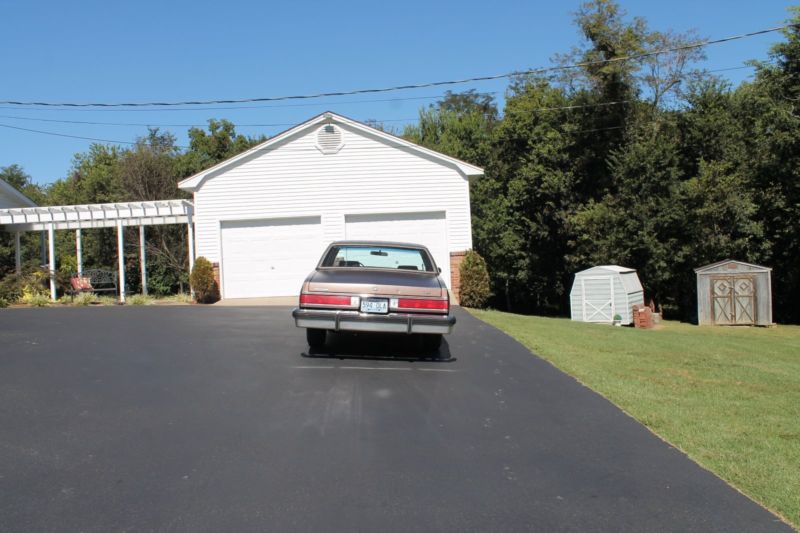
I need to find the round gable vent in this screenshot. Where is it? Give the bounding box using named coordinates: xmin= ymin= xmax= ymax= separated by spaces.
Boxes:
xmin=316 ymin=124 xmax=343 ymax=154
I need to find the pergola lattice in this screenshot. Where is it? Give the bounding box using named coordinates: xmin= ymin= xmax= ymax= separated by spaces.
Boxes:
xmin=0 ymin=199 xmax=195 ymax=302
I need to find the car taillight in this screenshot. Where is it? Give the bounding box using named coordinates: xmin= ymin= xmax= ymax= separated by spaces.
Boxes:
xmin=394 ymin=298 xmax=449 ymax=312
xmin=299 ymin=294 xmax=357 ymax=307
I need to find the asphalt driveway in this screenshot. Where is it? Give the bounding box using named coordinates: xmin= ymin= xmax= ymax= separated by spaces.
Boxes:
xmin=0 ymin=306 xmax=789 ymax=532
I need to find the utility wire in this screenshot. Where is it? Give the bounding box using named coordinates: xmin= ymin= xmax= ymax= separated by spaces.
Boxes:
xmin=0 ymin=120 xmax=629 ymax=148
xmin=0 ymin=123 xmax=189 ymax=149
xmin=1 ymin=24 xmax=793 ymax=108
xmin=0 ymin=94 xmax=466 ymax=113
xmin=0 ymin=60 xmax=771 ymax=128
xmin=0 ymin=115 xmax=419 ymax=128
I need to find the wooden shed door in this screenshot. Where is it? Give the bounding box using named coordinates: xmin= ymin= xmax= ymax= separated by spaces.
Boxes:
xmin=711 ymin=277 xmax=755 ymax=325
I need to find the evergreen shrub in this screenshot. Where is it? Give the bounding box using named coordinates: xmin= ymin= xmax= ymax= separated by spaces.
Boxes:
xmin=459 ymin=250 xmax=491 ymax=308
xmin=189 ymin=257 xmax=219 ymax=304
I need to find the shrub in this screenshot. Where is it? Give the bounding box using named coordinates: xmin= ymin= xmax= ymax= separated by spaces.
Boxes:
xmin=127 ymin=294 xmax=153 ymax=306
xmin=1 ymin=267 xmax=51 ymax=304
xmin=0 ymin=297 xmax=9 ymax=308
xmin=161 ymin=292 xmax=192 ymax=304
xmin=459 ymin=250 xmax=491 ymax=308
xmin=20 ymin=292 xmax=51 ymax=307
xmin=189 ymin=257 xmax=219 ymax=304
xmin=0 ymin=273 xmax=23 ymax=302
xmin=58 ymin=255 xmax=78 ymax=278
xmin=73 ymin=292 xmax=97 ymax=306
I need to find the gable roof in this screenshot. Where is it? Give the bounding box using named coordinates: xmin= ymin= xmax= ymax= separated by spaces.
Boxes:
xmin=0 ymin=178 xmax=37 ymax=208
xmin=576 ymin=265 xmax=636 ymax=275
xmin=694 ymin=259 xmax=772 ymax=273
xmin=178 ymin=111 xmax=484 ymax=192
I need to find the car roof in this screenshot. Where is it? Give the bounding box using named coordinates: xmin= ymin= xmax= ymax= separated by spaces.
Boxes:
xmin=328 ymin=240 xmax=429 ymax=249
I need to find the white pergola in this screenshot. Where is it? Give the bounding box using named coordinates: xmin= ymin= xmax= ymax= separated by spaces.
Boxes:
xmin=0 ymin=199 xmax=195 ymax=303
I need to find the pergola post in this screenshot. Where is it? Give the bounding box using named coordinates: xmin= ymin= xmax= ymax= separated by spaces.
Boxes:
xmin=139 ymin=225 xmax=147 ymax=296
xmin=47 ymin=224 xmax=56 ymax=301
xmin=117 ymin=221 xmax=126 ymax=303
xmin=14 ymin=231 xmax=21 ymax=275
xmin=75 ymin=228 xmax=83 ymax=276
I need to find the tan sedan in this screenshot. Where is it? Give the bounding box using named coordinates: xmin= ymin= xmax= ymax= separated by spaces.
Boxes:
xmin=292 ymin=241 xmax=455 ymax=351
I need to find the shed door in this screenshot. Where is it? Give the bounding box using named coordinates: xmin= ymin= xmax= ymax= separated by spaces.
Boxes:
xmin=220 ymin=216 xmax=324 ymax=298
xmin=581 ymin=276 xmax=615 ymax=322
xmin=711 ymin=277 xmax=756 ymax=325
xmin=344 ymin=211 xmax=450 ymax=287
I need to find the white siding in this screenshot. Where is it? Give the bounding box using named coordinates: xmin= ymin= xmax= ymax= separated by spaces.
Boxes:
xmin=192 ymin=122 xmax=472 ymax=269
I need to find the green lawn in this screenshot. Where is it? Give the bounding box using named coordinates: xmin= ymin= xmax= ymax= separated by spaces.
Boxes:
xmin=469 ymin=309 xmax=800 ymax=529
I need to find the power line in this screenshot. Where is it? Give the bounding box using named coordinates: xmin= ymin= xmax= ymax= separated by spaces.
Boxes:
xmin=0 ymin=94 xmax=467 ymax=113
xmin=0 ymin=115 xmax=420 ymax=128
xmin=0 ymin=58 xmax=771 ymax=128
xmin=0 ymin=119 xmax=629 ymax=149
xmin=0 ymin=122 xmax=189 ymax=149
xmin=1 ymin=24 xmax=793 ymax=108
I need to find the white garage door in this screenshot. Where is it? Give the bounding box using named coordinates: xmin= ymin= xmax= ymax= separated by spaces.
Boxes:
xmin=344 ymin=211 xmax=450 ymax=287
xmin=220 ymin=216 xmax=324 ymax=298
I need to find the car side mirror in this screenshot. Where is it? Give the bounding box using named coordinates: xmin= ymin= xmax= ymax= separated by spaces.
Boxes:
xmin=438 ymin=267 xmax=442 ymax=273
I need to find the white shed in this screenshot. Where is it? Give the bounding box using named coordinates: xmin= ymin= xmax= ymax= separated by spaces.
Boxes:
xmin=178 ymin=111 xmax=484 ymax=300
xmin=570 ymin=265 xmax=645 ymax=325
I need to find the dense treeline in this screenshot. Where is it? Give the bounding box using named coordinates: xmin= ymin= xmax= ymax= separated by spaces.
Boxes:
xmin=0 ymin=121 xmax=264 ymax=295
xmin=1 ymin=1 xmax=798 ymax=322
xmin=404 ymin=2 xmax=800 ymax=323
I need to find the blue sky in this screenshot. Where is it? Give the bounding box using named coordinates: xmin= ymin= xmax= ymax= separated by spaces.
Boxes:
xmin=0 ymin=0 xmax=793 ymax=186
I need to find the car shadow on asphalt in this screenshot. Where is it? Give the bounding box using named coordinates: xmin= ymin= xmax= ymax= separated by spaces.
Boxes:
xmin=301 ymin=332 xmax=456 ymax=363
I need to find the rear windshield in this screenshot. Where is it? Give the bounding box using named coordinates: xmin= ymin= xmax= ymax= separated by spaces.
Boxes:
xmin=321 ymin=245 xmax=435 ymax=272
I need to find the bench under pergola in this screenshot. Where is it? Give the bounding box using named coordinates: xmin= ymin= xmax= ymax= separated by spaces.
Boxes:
xmin=0 ymin=199 xmax=195 ymax=303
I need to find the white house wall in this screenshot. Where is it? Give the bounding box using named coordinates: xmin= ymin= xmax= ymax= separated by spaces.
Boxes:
xmin=192 ymin=122 xmax=472 ymax=270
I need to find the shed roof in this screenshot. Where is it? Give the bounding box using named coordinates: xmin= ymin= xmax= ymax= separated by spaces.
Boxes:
xmin=576 ymin=265 xmax=636 ymax=275
xmin=694 ymin=259 xmax=772 ymax=273
xmin=177 ymin=111 xmax=485 ymax=192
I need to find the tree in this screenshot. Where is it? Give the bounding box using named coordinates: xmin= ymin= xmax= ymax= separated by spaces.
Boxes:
xmin=740 ymin=8 xmax=800 ymax=322
xmin=175 ymin=119 xmax=265 ymax=178
xmin=472 ymin=79 xmax=578 ymax=313
xmin=568 ymin=115 xmax=690 ymax=316
xmin=0 ymin=165 xmax=44 ymax=277
xmin=118 ymin=129 xmax=189 ymax=295
xmin=118 ymin=129 xmax=183 ymax=202
xmin=403 ymin=90 xmax=498 ymax=168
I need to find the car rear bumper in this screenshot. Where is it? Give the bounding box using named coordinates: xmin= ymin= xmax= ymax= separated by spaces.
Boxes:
xmin=292 ymin=308 xmax=456 ymax=335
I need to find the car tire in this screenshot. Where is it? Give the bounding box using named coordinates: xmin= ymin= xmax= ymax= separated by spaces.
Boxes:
xmin=420 ymin=334 xmax=443 ymax=353
xmin=306 ymin=328 xmax=327 ymax=349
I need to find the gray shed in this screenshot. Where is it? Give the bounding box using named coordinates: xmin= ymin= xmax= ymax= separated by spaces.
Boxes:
xmin=570 ymin=265 xmax=645 ymax=325
xmin=695 ymin=259 xmax=773 ymax=326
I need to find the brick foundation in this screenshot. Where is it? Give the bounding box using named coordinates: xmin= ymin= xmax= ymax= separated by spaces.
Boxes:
xmin=449 ymin=251 xmax=467 ymax=304
xmin=212 ymin=262 xmax=220 ymax=289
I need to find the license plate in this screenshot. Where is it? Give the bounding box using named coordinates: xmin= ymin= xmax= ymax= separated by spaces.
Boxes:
xmin=360 ymin=298 xmax=388 ymax=314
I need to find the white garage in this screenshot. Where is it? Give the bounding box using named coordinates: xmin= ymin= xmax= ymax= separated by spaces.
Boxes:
xmin=178 ymin=112 xmax=483 ymax=300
